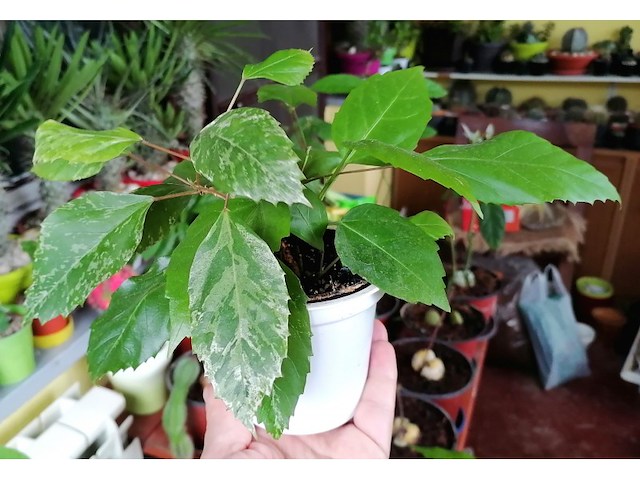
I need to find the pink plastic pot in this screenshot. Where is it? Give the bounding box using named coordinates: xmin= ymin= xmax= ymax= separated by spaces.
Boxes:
xmin=337 ymin=51 xmax=380 ymax=76
xmin=87 ymin=266 xmax=136 ymax=310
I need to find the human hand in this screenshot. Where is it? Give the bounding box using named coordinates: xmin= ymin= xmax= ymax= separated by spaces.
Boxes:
xmin=200 ymin=319 xmax=398 ymax=459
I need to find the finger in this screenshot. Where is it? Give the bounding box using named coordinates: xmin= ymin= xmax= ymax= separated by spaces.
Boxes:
xmin=200 ymin=381 xmax=253 ymax=459
xmin=372 ymin=318 xmax=388 ymax=342
xmin=351 ymin=335 xmax=397 ymax=457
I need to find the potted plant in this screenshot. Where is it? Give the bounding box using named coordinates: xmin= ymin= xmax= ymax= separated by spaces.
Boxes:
xmin=509 ymin=21 xmax=554 ymax=61
xmin=591 ymin=40 xmax=616 ymax=76
xmin=548 ymin=28 xmax=598 ymax=75
xmin=471 ymin=20 xmax=506 ymax=72
xmin=391 ymin=21 xmax=421 ymax=68
xmin=24 ymin=48 xmax=619 ymax=441
xmin=336 ymin=21 xmax=387 ymax=76
xmin=0 ymin=302 xmax=36 ymax=386
xmin=612 ymin=26 xmax=638 ymax=76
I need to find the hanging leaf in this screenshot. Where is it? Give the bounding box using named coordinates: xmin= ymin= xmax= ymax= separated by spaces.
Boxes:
xmin=33 ymin=120 xmax=141 ymax=166
xmin=345 ymin=140 xmax=481 ymax=215
xmin=31 ymin=158 xmax=104 ymax=181
xmin=300 ymin=148 xmax=342 ymax=180
xmin=190 ymin=107 xmax=308 ymax=206
xmin=331 ymin=67 xmax=431 ymax=157
xmin=290 ymin=187 xmax=328 ymax=251
xmin=336 ymin=204 xmax=449 ymax=310
xmin=189 ymin=211 xmax=290 ymax=429
xmin=242 ymin=49 xmax=314 ymax=86
xmin=410 ymin=211 xmax=454 ymax=240
xmin=421 ymin=125 xmax=438 ymax=140
xmin=479 ymin=203 xmax=506 ymax=250
xmin=423 ymin=131 xmax=621 ymax=205
xmin=311 ymin=74 xmax=364 ymax=94
xmin=25 ymin=192 xmax=152 ymax=323
xmin=425 ymin=78 xmax=447 ymax=99
xmin=87 ymin=258 xmax=171 ymax=380
xmin=257 ymin=263 xmax=312 ymax=438
xmin=257 ymin=84 xmax=317 ymax=108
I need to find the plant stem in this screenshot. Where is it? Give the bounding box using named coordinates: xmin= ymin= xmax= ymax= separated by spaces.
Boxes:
xmin=447 ymin=238 xmax=458 ymax=298
xmin=319 ymin=256 xmax=340 ymax=277
xmin=289 ymin=107 xmax=307 ymax=150
xmin=318 ymin=249 xmax=325 ymax=275
xmin=463 ymin=210 xmax=477 ymax=288
xmin=306 ymin=165 xmax=393 ymax=185
xmin=319 ymin=149 xmax=354 ymax=200
xmin=152 ymin=191 xmax=200 ymax=202
xmin=396 ymin=385 xmax=405 ymax=419
xmin=427 ymin=324 xmax=441 ymax=351
xmin=227 ymin=78 xmax=246 ymax=113
xmin=140 ymin=140 xmax=190 ymax=161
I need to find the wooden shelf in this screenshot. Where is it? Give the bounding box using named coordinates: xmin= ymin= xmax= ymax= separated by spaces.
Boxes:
xmin=424 ymin=71 xmax=640 ymax=84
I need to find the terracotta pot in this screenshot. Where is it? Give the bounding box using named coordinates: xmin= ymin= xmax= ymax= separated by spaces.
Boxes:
xmin=32 ymin=315 xmax=74 ymax=349
xmin=549 ymin=50 xmax=598 ymax=75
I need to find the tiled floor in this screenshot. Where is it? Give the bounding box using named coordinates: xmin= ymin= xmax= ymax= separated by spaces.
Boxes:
xmin=466 ymin=335 xmax=640 ymax=458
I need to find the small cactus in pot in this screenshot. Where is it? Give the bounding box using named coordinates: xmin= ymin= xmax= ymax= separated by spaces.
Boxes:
xmin=549 ymin=27 xmax=598 ymax=75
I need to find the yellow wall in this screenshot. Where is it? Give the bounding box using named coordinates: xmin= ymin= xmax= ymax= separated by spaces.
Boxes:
xmin=0 ymin=357 xmax=93 ymax=444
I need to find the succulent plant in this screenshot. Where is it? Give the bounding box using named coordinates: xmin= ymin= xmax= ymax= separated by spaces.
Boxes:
xmin=39 ymin=180 xmax=70 ymax=219
xmin=485 ymin=86 xmax=513 ymax=107
xmin=561 ymin=28 xmax=589 ymax=53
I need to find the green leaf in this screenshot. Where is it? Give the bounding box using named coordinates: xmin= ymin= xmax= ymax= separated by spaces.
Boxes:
xmin=425 ymin=78 xmax=447 ymax=99
xmin=410 ymin=211 xmax=453 ymax=240
xmin=346 ymin=140 xmax=481 ymax=215
xmin=290 ymin=187 xmax=328 ymax=251
xmin=33 ymin=120 xmax=141 ymax=166
xmin=412 ymin=445 xmax=475 ymax=459
xmin=31 ymin=157 xmax=104 ymax=181
xmin=336 ymin=204 xmax=449 ymax=310
xmin=87 ymin=258 xmax=171 ymax=380
xmin=301 ymin=148 xmax=342 ymax=179
xmin=421 ymin=125 xmax=438 ymax=139
xmin=134 ymin=183 xmax=193 ymax=253
xmin=479 ymin=203 xmax=506 ymax=250
xmin=189 ymin=211 xmax=290 ymax=429
xmin=311 ymin=74 xmax=364 ymax=94
xmin=298 ymin=117 xmax=332 ymax=144
xmin=257 ymin=263 xmax=312 ymax=438
xmin=423 ymin=131 xmax=621 ymax=205
xmin=190 ymin=107 xmax=308 ymax=206
xmin=165 ymin=209 xmax=220 ymax=353
xmin=257 ymin=84 xmax=317 ymax=108
xmin=24 ymin=192 xmax=153 ymax=323
xmin=242 ymin=49 xmax=314 ymax=86
xmin=196 ymin=198 xmax=291 ymax=252
xmin=331 ymin=68 xmax=431 ymax=157
xmin=0 ymin=446 xmax=29 ymax=459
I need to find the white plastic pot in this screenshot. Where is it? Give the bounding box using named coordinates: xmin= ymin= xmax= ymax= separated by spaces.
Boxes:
xmin=282 ymin=284 xmax=383 ymax=435
xmin=107 ymin=343 xmax=171 ymax=415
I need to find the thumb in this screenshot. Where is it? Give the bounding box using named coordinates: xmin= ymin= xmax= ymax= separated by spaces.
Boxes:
xmin=200 ymin=380 xmax=253 ymax=458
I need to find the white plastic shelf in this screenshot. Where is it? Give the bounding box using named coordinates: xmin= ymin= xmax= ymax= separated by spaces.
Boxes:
xmin=0 ymin=307 xmax=98 ymax=424
xmin=424 ymin=71 xmax=640 ymax=84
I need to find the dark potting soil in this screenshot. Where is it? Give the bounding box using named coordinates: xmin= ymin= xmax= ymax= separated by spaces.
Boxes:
xmin=390 ymin=395 xmax=456 ymax=459
xmin=395 ymin=341 xmax=472 ymax=395
xmin=447 ymin=265 xmax=502 ymax=298
xmin=277 ymin=229 xmax=368 ymax=302
xmin=401 ymin=303 xmax=486 ymax=341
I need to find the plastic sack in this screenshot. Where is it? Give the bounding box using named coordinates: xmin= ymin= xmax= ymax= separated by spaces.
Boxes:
xmin=518 ymin=264 xmax=590 ymax=390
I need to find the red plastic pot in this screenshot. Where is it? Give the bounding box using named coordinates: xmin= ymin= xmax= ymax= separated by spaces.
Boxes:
xmin=122 ymin=175 xmax=163 ymax=188
xmin=32 ymin=315 xmax=69 ymax=336
xmin=337 ymin=50 xmax=380 ymax=76
xmin=461 ymin=293 xmax=498 ymax=322
xmin=548 ymin=51 xmax=598 ymax=75
xmin=394 ymin=338 xmax=475 ymax=432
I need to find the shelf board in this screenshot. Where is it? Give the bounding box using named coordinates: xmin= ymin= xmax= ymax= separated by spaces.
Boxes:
xmin=424 ymin=71 xmax=640 ymax=84
xmin=0 ymin=307 xmax=98 ymax=424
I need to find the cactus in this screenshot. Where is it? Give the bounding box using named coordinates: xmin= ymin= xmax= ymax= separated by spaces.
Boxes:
xmin=39 ymin=180 xmax=70 ymax=219
xmin=562 ymin=28 xmax=589 ymax=53
xmin=618 ymin=26 xmax=634 ymax=53
xmin=485 ymin=87 xmax=513 ymax=107
xmin=95 ymin=156 xmax=127 ymax=192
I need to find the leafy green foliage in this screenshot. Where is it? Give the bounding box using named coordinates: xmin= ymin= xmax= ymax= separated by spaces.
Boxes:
xmin=310 ymin=74 xmax=364 ymax=94
xmin=290 ymin=188 xmax=328 ymax=251
xmin=163 ymin=354 xmax=200 ymax=459
xmin=412 ymin=445 xmax=476 ymax=459
xmin=257 ymin=84 xmax=317 ymax=108
xmin=425 ymin=78 xmax=447 ymax=99
xmin=242 ymin=49 xmax=314 ymax=86
xmin=0 ymin=445 xmax=29 ymax=459
xmin=31 ymin=158 xmax=104 ymax=181
xmin=190 ymin=108 xmax=308 ymax=206
xmin=479 ymin=203 xmax=506 ymax=250
xmin=257 ymin=263 xmax=312 ymax=437
xmin=188 ymin=211 xmax=290 ymax=430
xmin=300 ymin=148 xmax=342 ymax=180
xmin=410 ymin=211 xmax=454 ymax=240
xmin=25 ymin=192 xmax=153 ymax=323
xmin=87 ymin=259 xmax=170 ymax=380
xmin=336 ymin=204 xmax=449 ymax=310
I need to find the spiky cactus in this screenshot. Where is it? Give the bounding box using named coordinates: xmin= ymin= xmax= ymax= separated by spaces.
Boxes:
xmin=95 ymin=156 xmax=126 ymax=192
xmin=176 ymin=38 xmax=206 ymax=141
xmin=561 ymin=28 xmax=589 ymax=53
xmin=39 ymin=180 xmax=70 ymax=219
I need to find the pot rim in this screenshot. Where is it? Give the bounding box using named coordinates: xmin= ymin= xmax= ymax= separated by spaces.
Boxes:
xmin=306 ymin=283 xmax=381 ymax=312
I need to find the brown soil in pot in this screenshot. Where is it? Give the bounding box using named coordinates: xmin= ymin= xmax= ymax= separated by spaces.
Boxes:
xmin=400 ymin=303 xmax=486 ymax=341
xmin=277 ymin=229 xmax=368 ymax=302
xmin=395 ymin=341 xmax=472 ymax=395
xmin=390 ymin=395 xmax=456 ymax=458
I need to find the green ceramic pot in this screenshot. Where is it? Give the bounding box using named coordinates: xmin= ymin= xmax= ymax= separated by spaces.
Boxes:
xmin=510 ymin=41 xmax=548 ymax=61
xmin=0 ymin=263 xmax=31 ymax=304
xmin=0 ymin=325 xmax=36 ymax=386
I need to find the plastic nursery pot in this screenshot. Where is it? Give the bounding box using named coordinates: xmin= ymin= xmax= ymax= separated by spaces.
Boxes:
xmin=575 ymin=276 xmax=614 ymax=325
xmin=278 ymin=284 xmax=383 ymax=435
xmin=510 ymin=41 xmax=548 ymax=61
xmin=390 ymin=391 xmax=458 ymax=459
xmin=393 ymin=338 xmax=475 ymax=431
xmin=0 ymin=264 xmax=31 ymax=304
xmin=32 ymin=315 xmax=74 ymax=349
xmin=166 ymin=352 xmax=206 ymax=448
xmin=399 ymin=303 xmax=497 ymax=363
xmin=548 ymin=51 xmax=598 ymax=75
xmin=121 ymin=174 xmax=163 ymax=188
xmin=336 ymin=50 xmax=380 ymax=76
xmin=107 ymin=343 xmax=172 ymax=415
xmin=0 ymin=325 xmax=36 ymax=386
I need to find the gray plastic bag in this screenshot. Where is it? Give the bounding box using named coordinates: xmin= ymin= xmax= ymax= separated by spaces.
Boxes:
xmin=518 ymin=264 xmax=591 ymax=390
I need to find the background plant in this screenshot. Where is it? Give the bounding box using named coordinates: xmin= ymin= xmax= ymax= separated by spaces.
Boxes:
xmin=25 ymin=49 xmax=619 ymax=440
